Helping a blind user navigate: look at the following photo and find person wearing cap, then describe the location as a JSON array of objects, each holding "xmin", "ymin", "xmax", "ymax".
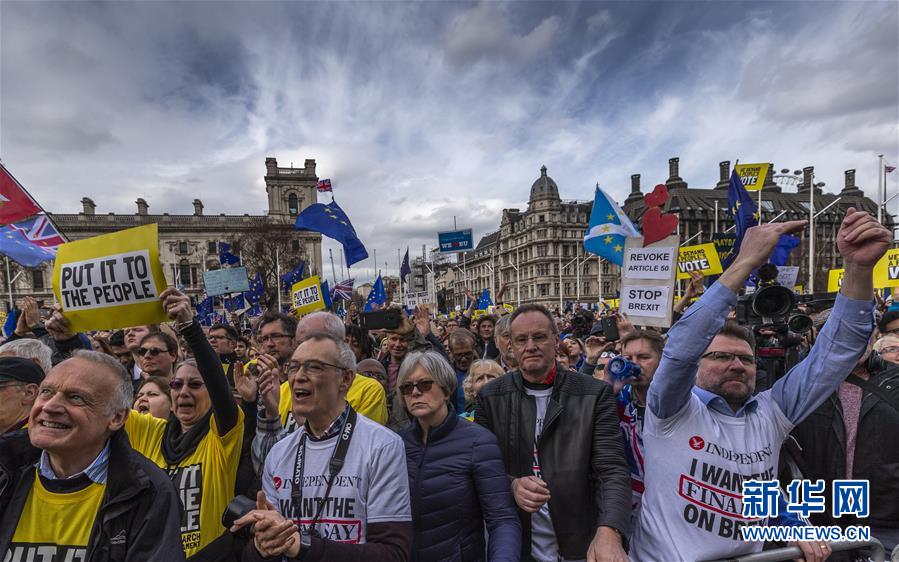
[{"xmin": 0, "ymin": 357, "xmax": 45, "ymax": 434}]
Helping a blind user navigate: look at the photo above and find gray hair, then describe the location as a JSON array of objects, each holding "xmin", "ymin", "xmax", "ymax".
[
  {"xmin": 0, "ymin": 338, "xmax": 53, "ymax": 375},
  {"xmin": 301, "ymin": 331, "xmax": 356, "ymax": 373},
  {"xmin": 298, "ymin": 312, "xmax": 346, "ymax": 342},
  {"xmin": 494, "ymin": 315, "xmax": 511, "ymax": 337},
  {"xmin": 394, "ymin": 351, "xmax": 457, "ymax": 415},
  {"xmin": 71, "ymin": 350, "xmax": 133, "ymax": 414}
]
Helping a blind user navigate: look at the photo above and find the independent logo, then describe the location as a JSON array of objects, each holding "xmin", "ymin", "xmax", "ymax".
[
  {"xmin": 689, "ymin": 435, "xmax": 705, "ymax": 451},
  {"xmin": 274, "ymin": 477, "xmax": 282, "ymax": 490}
]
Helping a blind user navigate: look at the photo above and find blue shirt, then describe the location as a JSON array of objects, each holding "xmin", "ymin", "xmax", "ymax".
[{"xmin": 38, "ymin": 440, "xmax": 111, "ymax": 483}]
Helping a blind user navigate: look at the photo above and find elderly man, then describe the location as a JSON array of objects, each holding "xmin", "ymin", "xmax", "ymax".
[
  {"xmin": 446, "ymin": 329, "xmax": 479, "ymax": 413},
  {"xmin": 494, "ymin": 315, "xmax": 518, "ymax": 371},
  {"xmin": 233, "ymin": 332, "xmax": 412, "ymax": 561},
  {"xmin": 0, "ymin": 338, "xmax": 53, "ymax": 377},
  {"xmin": 0, "ymin": 357, "xmax": 45, "ymax": 435},
  {"xmin": 475, "ymin": 304, "xmax": 631, "ymax": 562},
  {"xmin": 631, "ymin": 210, "xmax": 890, "ymax": 562},
  {"xmin": 0, "ymin": 350, "xmax": 183, "ymax": 560}
]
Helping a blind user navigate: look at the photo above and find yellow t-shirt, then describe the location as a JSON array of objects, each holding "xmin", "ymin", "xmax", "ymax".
[
  {"xmin": 278, "ymin": 373, "xmax": 388, "ymax": 428},
  {"xmin": 125, "ymin": 409, "xmax": 244, "ymax": 557},
  {"xmin": 10, "ymin": 473, "xmax": 105, "ymax": 561}
]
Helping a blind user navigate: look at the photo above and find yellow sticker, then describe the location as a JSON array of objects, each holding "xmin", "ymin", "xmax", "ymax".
[{"xmin": 52, "ymin": 224, "xmax": 169, "ymax": 332}]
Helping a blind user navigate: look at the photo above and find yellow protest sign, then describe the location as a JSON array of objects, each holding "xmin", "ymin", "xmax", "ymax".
[
  {"xmin": 503, "ymin": 303, "xmax": 514, "ymax": 314},
  {"xmin": 291, "ymin": 276, "xmax": 326, "ymax": 317},
  {"xmin": 604, "ymin": 298, "xmax": 620, "ymax": 310},
  {"xmin": 677, "ymin": 243, "xmax": 723, "ymax": 280},
  {"xmin": 734, "ymin": 163, "xmax": 771, "ymax": 192},
  {"xmin": 52, "ymin": 224, "xmax": 169, "ymax": 332},
  {"xmin": 873, "ymin": 249, "xmax": 899, "ymax": 288},
  {"xmin": 472, "ymin": 309, "xmax": 487, "ymax": 319},
  {"xmin": 827, "ymin": 269, "xmax": 844, "ymax": 292}
]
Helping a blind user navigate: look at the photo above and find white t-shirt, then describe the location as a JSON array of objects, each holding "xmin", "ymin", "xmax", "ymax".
[
  {"xmin": 262, "ymin": 412, "xmax": 411, "ymax": 543},
  {"xmin": 631, "ymin": 392, "xmax": 793, "ymax": 562}
]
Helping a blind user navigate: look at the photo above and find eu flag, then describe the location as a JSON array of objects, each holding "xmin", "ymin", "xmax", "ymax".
[
  {"xmin": 295, "ymin": 200, "xmax": 368, "ymax": 267},
  {"xmin": 725, "ymin": 170, "xmax": 759, "ymax": 267},
  {"xmin": 770, "ymin": 235, "xmax": 799, "ymax": 267},
  {"xmin": 245, "ymin": 272, "xmax": 265, "ymax": 305},
  {"xmin": 218, "ymin": 242, "xmax": 240, "ymax": 265},
  {"xmin": 196, "ymin": 295, "xmax": 215, "ymax": 326},
  {"xmin": 583, "ymin": 186, "xmax": 639, "ymax": 266},
  {"xmin": 321, "ymin": 280, "xmax": 333, "ymax": 310},
  {"xmin": 3, "ymin": 308, "xmax": 16, "ymax": 337},
  {"xmin": 364, "ymin": 274, "xmax": 386, "ymax": 311},
  {"xmin": 281, "ymin": 262, "xmax": 305, "ymax": 290},
  {"xmin": 476, "ymin": 288, "xmax": 492, "ymax": 310},
  {"xmin": 0, "ymin": 225, "xmax": 57, "ymax": 267}
]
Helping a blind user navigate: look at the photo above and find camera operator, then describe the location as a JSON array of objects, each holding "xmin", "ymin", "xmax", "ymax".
[
  {"xmin": 787, "ymin": 329, "xmax": 899, "ymax": 555},
  {"xmin": 631, "ymin": 210, "xmax": 890, "ymax": 562}
]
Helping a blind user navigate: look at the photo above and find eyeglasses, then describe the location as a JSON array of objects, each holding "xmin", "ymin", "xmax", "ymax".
[
  {"xmin": 207, "ymin": 335, "xmax": 234, "ymax": 342},
  {"xmin": 880, "ymin": 346, "xmax": 899, "ymax": 354},
  {"xmin": 701, "ymin": 351, "xmax": 755, "ymax": 366},
  {"xmin": 399, "ymin": 380, "xmax": 435, "ymax": 396},
  {"xmin": 138, "ymin": 347, "xmax": 167, "ymax": 357},
  {"xmin": 512, "ymin": 333, "xmax": 551, "ymax": 346},
  {"xmin": 286, "ymin": 359, "xmax": 347, "ymax": 377},
  {"xmin": 258, "ymin": 334, "xmax": 291, "ymax": 344},
  {"xmin": 169, "ymin": 379, "xmax": 206, "ymax": 390}
]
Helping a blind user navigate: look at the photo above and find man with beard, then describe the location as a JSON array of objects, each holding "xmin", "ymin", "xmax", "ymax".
[{"xmin": 447, "ymin": 329, "xmax": 479, "ymax": 413}]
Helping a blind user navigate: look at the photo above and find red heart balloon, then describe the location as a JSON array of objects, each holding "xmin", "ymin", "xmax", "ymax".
[
  {"xmin": 642, "ymin": 206, "xmax": 679, "ymax": 247},
  {"xmin": 643, "ymin": 184, "xmax": 669, "ymax": 208}
]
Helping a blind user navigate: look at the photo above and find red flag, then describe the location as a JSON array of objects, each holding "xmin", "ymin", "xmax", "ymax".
[{"xmin": 0, "ymin": 165, "xmax": 41, "ymax": 225}]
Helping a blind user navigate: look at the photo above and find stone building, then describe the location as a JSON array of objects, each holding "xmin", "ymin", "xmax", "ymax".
[
  {"xmin": 448, "ymin": 159, "xmax": 890, "ymax": 313},
  {"xmin": 16, "ymin": 157, "xmax": 323, "ymax": 304}
]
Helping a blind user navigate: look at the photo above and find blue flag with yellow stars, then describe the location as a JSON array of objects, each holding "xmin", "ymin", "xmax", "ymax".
[
  {"xmin": 725, "ymin": 170, "xmax": 758, "ymax": 267},
  {"xmin": 0, "ymin": 224, "xmax": 57, "ymax": 267},
  {"xmin": 364, "ymin": 274, "xmax": 386, "ymax": 311},
  {"xmin": 583, "ymin": 186, "xmax": 639, "ymax": 266},
  {"xmin": 295, "ymin": 200, "xmax": 368, "ymax": 267}
]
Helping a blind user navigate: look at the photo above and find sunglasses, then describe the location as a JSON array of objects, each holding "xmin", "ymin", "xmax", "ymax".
[
  {"xmin": 399, "ymin": 380, "xmax": 435, "ymax": 396},
  {"xmin": 169, "ymin": 379, "xmax": 206, "ymax": 390},
  {"xmin": 138, "ymin": 347, "xmax": 167, "ymax": 357}
]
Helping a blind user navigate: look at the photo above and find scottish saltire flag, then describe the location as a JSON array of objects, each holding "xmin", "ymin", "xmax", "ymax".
[
  {"xmin": 295, "ymin": 200, "xmax": 368, "ymax": 267},
  {"xmin": 476, "ymin": 288, "xmax": 492, "ymax": 310},
  {"xmin": 218, "ymin": 242, "xmax": 240, "ymax": 265},
  {"xmin": 281, "ymin": 262, "xmax": 305, "ymax": 289},
  {"xmin": 364, "ymin": 274, "xmax": 386, "ymax": 311},
  {"xmin": 316, "ymin": 179, "xmax": 333, "ymax": 193},
  {"xmin": 583, "ymin": 186, "xmax": 639, "ymax": 266},
  {"xmin": 332, "ymin": 278, "xmax": 355, "ymax": 301},
  {"xmin": 9, "ymin": 215, "xmax": 65, "ymax": 249},
  {"xmin": 725, "ymin": 170, "xmax": 758, "ymax": 267}
]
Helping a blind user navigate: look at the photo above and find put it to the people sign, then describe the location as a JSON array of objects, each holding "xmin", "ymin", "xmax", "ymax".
[{"xmin": 52, "ymin": 223, "xmax": 169, "ymax": 332}]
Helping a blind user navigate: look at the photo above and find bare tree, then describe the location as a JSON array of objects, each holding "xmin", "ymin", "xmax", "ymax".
[{"xmin": 232, "ymin": 219, "xmax": 312, "ymax": 309}]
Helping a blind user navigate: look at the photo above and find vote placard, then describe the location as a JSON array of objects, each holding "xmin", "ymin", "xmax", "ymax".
[
  {"xmin": 676, "ymin": 243, "xmax": 723, "ymax": 280},
  {"xmin": 291, "ymin": 276, "xmax": 326, "ymax": 317},
  {"xmin": 827, "ymin": 269, "xmax": 844, "ymax": 293},
  {"xmin": 52, "ymin": 224, "xmax": 169, "ymax": 332},
  {"xmin": 874, "ymin": 248, "xmax": 899, "ymax": 288}
]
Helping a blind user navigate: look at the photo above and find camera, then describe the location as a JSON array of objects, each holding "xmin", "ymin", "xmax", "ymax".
[
  {"xmin": 569, "ymin": 309, "xmax": 595, "ymax": 339},
  {"xmin": 222, "ymin": 495, "xmax": 256, "ymax": 532},
  {"xmin": 607, "ymin": 356, "xmax": 642, "ymax": 381}
]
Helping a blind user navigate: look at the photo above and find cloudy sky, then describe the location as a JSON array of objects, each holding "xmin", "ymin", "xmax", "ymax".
[{"xmin": 2, "ymin": 1, "xmax": 897, "ymax": 281}]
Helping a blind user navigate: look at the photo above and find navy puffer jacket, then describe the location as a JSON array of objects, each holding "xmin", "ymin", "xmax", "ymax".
[{"xmin": 401, "ymin": 406, "xmax": 521, "ymax": 562}]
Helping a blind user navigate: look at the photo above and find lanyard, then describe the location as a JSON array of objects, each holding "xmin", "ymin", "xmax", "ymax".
[{"xmin": 291, "ymin": 407, "xmax": 357, "ymax": 529}]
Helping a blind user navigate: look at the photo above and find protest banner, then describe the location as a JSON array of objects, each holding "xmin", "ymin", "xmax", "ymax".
[
  {"xmin": 734, "ymin": 163, "xmax": 771, "ymax": 192},
  {"xmin": 827, "ymin": 269, "xmax": 844, "ymax": 293},
  {"xmin": 873, "ymin": 248, "xmax": 899, "ymax": 288},
  {"xmin": 52, "ymin": 224, "xmax": 168, "ymax": 332},
  {"xmin": 677, "ymin": 243, "xmax": 723, "ymax": 279},
  {"xmin": 620, "ymin": 235, "xmax": 678, "ymax": 328},
  {"xmin": 776, "ymin": 266, "xmax": 800, "ymax": 288},
  {"xmin": 203, "ymin": 267, "xmax": 250, "ymax": 296},
  {"xmin": 712, "ymin": 233, "xmax": 737, "ymax": 263},
  {"xmin": 291, "ymin": 275, "xmax": 326, "ymax": 317}
]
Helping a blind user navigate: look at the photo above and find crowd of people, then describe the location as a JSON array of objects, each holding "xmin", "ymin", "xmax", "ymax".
[{"xmin": 0, "ymin": 208, "xmax": 897, "ymax": 562}]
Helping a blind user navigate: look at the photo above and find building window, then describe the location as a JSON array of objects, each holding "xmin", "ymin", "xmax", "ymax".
[
  {"xmin": 288, "ymin": 193, "xmax": 299, "ymax": 215},
  {"xmin": 191, "ymin": 267, "xmax": 198, "ymax": 286},
  {"xmin": 31, "ymin": 269, "xmax": 44, "ymax": 290},
  {"xmin": 207, "ymin": 241, "xmax": 217, "ymax": 254},
  {"xmin": 179, "ymin": 260, "xmax": 191, "ymax": 287},
  {"xmin": 178, "ymin": 241, "xmax": 188, "ymax": 255},
  {"xmin": 539, "ymin": 215, "xmax": 545, "ymax": 223},
  {"xmin": 291, "ymin": 239, "xmax": 300, "ymax": 253},
  {"xmin": 256, "ymin": 241, "xmax": 264, "ymax": 252}
]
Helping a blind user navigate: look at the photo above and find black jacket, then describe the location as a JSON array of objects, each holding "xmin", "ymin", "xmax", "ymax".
[
  {"xmin": 474, "ymin": 364, "xmax": 630, "ymax": 561},
  {"xmin": 787, "ymin": 364, "xmax": 899, "ymax": 529},
  {"xmin": 401, "ymin": 406, "xmax": 521, "ymax": 562},
  {"xmin": 0, "ymin": 428, "xmax": 185, "ymax": 561}
]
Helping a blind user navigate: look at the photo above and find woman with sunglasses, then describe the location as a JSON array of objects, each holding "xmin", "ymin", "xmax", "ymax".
[
  {"xmin": 123, "ymin": 287, "xmax": 244, "ymax": 559},
  {"xmin": 136, "ymin": 331, "xmax": 179, "ymax": 379},
  {"xmin": 396, "ymin": 351, "xmax": 521, "ymax": 562}
]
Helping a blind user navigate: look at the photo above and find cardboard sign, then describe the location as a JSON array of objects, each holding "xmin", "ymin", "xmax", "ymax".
[
  {"xmin": 827, "ymin": 269, "xmax": 844, "ymax": 293},
  {"xmin": 874, "ymin": 249, "xmax": 899, "ymax": 288},
  {"xmin": 620, "ymin": 285, "xmax": 670, "ymax": 318},
  {"xmin": 203, "ymin": 267, "xmax": 250, "ymax": 296},
  {"xmin": 291, "ymin": 276, "xmax": 326, "ymax": 317},
  {"xmin": 677, "ymin": 243, "xmax": 723, "ymax": 279},
  {"xmin": 52, "ymin": 224, "xmax": 168, "ymax": 332},
  {"xmin": 734, "ymin": 163, "xmax": 771, "ymax": 192},
  {"xmin": 775, "ymin": 266, "xmax": 800, "ymax": 288},
  {"xmin": 622, "ymin": 245, "xmax": 677, "ymax": 280}
]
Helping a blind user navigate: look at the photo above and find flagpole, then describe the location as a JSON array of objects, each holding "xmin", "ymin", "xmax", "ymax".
[
  {"xmin": 276, "ymin": 246, "xmax": 282, "ymax": 311},
  {"xmin": 878, "ymin": 155, "xmax": 884, "ymax": 224},
  {"xmin": 558, "ymin": 243, "xmax": 562, "ymax": 313},
  {"xmin": 5, "ymin": 256, "xmax": 13, "ymax": 313},
  {"xmin": 373, "ymin": 249, "xmax": 377, "ymax": 282},
  {"xmin": 397, "ymin": 248, "xmax": 404, "ymax": 307},
  {"xmin": 714, "ymin": 200, "xmax": 719, "ymax": 234},
  {"xmin": 808, "ymin": 167, "xmax": 815, "ymax": 294},
  {"xmin": 597, "ymin": 256, "xmax": 602, "ymax": 306},
  {"xmin": 329, "ymin": 248, "xmax": 337, "ymax": 286},
  {"xmin": 576, "ymin": 243, "xmax": 581, "ymax": 304},
  {"xmin": 340, "ymin": 248, "xmax": 347, "ymax": 281}
]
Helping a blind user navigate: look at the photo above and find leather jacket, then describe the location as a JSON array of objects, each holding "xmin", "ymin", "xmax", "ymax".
[{"xmin": 474, "ymin": 364, "xmax": 631, "ymax": 560}]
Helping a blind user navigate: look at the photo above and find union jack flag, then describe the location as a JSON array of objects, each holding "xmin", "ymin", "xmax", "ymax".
[
  {"xmin": 332, "ymin": 278, "xmax": 355, "ymax": 302},
  {"xmin": 8, "ymin": 214, "xmax": 65, "ymax": 250},
  {"xmin": 886, "ymin": 165, "xmax": 896, "ymax": 173},
  {"xmin": 316, "ymin": 179, "xmax": 333, "ymax": 193}
]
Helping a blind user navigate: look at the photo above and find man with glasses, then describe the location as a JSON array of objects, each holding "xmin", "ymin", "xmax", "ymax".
[
  {"xmin": 475, "ymin": 304, "xmax": 631, "ymax": 562},
  {"xmin": 447, "ymin": 329, "xmax": 478, "ymax": 413},
  {"xmin": 631, "ymin": 211, "xmax": 891, "ymax": 562},
  {"xmin": 232, "ymin": 332, "xmax": 412, "ymax": 562},
  {"xmin": 0, "ymin": 357, "xmax": 45, "ymax": 435},
  {"xmin": 208, "ymin": 323, "xmax": 239, "ymax": 386}
]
